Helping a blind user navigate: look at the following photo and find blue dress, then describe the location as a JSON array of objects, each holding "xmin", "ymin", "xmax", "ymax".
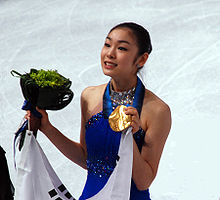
[{"xmin": 79, "ymin": 77, "xmax": 151, "ymax": 200}]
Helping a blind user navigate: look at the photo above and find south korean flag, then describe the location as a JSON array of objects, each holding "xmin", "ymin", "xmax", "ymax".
[
  {"xmin": 14, "ymin": 120, "xmax": 133, "ymax": 200},
  {"xmin": 14, "ymin": 128, "xmax": 75, "ymax": 200}
]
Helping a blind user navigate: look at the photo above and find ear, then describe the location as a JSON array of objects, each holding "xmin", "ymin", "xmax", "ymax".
[{"xmin": 137, "ymin": 52, "xmax": 149, "ymax": 67}]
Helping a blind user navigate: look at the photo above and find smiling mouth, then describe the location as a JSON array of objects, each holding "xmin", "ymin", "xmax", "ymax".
[{"xmin": 104, "ymin": 61, "xmax": 117, "ymax": 67}]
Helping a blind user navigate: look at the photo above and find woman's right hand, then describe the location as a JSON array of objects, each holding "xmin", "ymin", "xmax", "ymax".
[{"xmin": 36, "ymin": 107, "xmax": 52, "ymax": 133}]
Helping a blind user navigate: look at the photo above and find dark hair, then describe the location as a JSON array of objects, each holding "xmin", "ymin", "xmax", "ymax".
[{"xmin": 109, "ymin": 22, "xmax": 152, "ymax": 56}]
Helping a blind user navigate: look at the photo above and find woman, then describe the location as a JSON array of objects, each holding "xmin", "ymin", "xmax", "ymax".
[{"xmin": 27, "ymin": 22, "xmax": 171, "ymax": 199}]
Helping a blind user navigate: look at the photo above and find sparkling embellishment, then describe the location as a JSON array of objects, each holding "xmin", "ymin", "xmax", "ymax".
[
  {"xmin": 85, "ymin": 82, "xmax": 140, "ymax": 178},
  {"xmin": 85, "ymin": 112, "xmax": 103, "ymax": 129},
  {"xmin": 110, "ymin": 82, "xmax": 135, "ymax": 110},
  {"xmin": 86, "ymin": 154, "xmax": 118, "ymax": 177}
]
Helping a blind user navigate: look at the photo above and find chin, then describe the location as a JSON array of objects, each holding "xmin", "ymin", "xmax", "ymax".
[
  {"xmin": 103, "ymin": 71, "xmax": 113, "ymax": 79},
  {"xmin": 102, "ymin": 67, "xmax": 113, "ymax": 77}
]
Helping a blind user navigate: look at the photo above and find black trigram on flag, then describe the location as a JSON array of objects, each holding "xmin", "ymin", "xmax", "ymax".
[{"xmin": 48, "ymin": 184, "xmax": 76, "ymax": 200}]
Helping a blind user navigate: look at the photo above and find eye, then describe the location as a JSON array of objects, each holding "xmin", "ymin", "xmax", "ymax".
[
  {"xmin": 104, "ymin": 43, "xmax": 110, "ymax": 47},
  {"xmin": 118, "ymin": 47, "xmax": 128, "ymax": 51}
]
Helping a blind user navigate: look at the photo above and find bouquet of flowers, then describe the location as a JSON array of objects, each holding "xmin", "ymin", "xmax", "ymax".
[{"xmin": 11, "ymin": 68, "xmax": 74, "ymax": 110}]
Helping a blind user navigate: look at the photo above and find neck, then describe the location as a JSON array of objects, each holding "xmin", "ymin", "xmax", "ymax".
[{"xmin": 111, "ymin": 76, "xmax": 137, "ymax": 92}]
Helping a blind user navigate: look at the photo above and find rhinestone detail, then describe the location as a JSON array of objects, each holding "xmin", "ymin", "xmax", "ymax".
[
  {"xmin": 85, "ymin": 112, "xmax": 103, "ymax": 129},
  {"xmin": 110, "ymin": 82, "xmax": 135, "ymax": 110},
  {"xmin": 86, "ymin": 154, "xmax": 119, "ymax": 177}
]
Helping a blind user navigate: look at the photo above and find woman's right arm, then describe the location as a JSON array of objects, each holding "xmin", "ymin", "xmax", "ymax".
[{"xmin": 27, "ymin": 90, "xmax": 89, "ymax": 169}]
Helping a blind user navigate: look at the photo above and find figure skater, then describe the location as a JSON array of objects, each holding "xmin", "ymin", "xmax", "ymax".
[{"xmin": 27, "ymin": 22, "xmax": 171, "ymax": 200}]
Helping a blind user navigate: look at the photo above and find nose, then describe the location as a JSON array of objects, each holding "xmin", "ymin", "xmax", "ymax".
[{"xmin": 107, "ymin": 47, "xmax": 116, "ymax": 59}]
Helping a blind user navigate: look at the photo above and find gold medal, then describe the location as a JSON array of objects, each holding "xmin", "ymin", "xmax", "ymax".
[{"xmin": 109, "ymin": 105, "xmax": 132, "ymax": 132}]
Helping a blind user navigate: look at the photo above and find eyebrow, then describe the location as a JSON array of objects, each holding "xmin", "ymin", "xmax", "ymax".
[{"xmin": 106, "ymin": 36, "xmax": 130, "ymax": 45}]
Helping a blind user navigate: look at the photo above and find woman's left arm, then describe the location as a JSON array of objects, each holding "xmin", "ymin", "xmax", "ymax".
[{"xmin": 125, "ymin": 103, "xmax": 172, "ymax": 190}]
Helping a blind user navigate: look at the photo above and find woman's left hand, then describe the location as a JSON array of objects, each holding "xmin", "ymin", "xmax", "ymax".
[{"xmin": 124, "ymin": 106, "xmax": 141, "ymax": 133}]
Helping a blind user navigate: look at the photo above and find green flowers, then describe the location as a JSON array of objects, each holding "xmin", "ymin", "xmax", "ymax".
[
  {"xmin": 11, "ymin": 68, "xmax": 73, "ymax": 110},
  {"xmin": 29, "ymin": 69, "xmax": 69, "ymax": 88}
]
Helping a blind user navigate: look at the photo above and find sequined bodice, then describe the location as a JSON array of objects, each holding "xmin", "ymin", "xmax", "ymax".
[
  {"xmin": 85, "ymin": 111, "xmax": 145, "ymax": 177},
  {"xmin": 85, "ymin": 111, "xmax": 120, "ymax": 178},
  {"xmin": 79, "ymin": 112, "xmax": 147, "ymax": 200}
]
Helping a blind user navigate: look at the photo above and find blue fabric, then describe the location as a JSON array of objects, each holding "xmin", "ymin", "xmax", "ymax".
[
  {"xmin": 15, "ymin": 100, "xmax": 42, "ymax": 140},
  {"xmin": 130, "ymin": 180, "xmax": 151, "ymax": 200},
  {"xmin": 14, "ymin": 100, "xmax": 42, "ymax": 168},
  {"xmin": 80, "ymin": 113, "xmax": 121, "ymax": 199},
  {"xmin": 79, "ymin": 77, "xmax": 151, "ymax": 200},
  {"xmin": 22, "ymin": 100, "xmax": 42, "ymax": 118}
]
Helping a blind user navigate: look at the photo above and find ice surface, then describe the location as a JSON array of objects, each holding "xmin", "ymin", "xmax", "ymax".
[{"xmin": 0, "ymin": 0, "xmax": 220, "ymax": 199}]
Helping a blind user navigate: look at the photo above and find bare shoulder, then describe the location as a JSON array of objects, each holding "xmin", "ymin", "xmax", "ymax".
[
  {"xmin": 81, "ymin": 83, "xmax": 107, "ymax": 121},
  {"xmin": 81, "ymin": 84, "xmax": 106, "ymax": 103},
  {"xmin": 144, "ymin": 89, "xmax": 171, "ymax": 114},
  {"xmin": 141, "ymin": 89, "xmax": 171, "ymax": 132}
]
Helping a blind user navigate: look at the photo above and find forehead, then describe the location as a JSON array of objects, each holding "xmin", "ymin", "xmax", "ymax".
[{"xmin": 107, "ymin": 28, "xmax": 137, "ymax": 44}]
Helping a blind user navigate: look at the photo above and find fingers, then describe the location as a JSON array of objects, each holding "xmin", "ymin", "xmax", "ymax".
[
  {"xmin": 36, "ymin": 107, "xmax": 48, "ymax": 117},
  {"xmin": 25, "ymin": 107, "xmax": 47, "ymax": 118},
  {"xmin": 25, "ymin": 107, "xmax": 48, "ymax": 122},
  {"xmin": 124, "ymin": 106, "xmax": 141, "ymax": 133},
  {"xmin": 25, "ymin": 110, "xmax": 31, "ymax": 120}
]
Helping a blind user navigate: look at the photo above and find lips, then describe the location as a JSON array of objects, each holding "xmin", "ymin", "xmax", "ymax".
[{"xmin": 104, "ymin": 61, "xmax": 117, "ymax": 68}]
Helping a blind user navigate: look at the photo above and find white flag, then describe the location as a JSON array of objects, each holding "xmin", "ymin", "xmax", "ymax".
[
  {"xmin": 15, "ymin": 128, "xmax": 133, "ymax": 200},
  {"xmin": 15, "ymin": 130, "xmax": 75, "ymax": 200}
]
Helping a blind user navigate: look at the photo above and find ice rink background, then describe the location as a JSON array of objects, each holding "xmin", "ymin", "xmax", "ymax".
[{"xmin": 0, "ymin": 0, "xmax": 220, "ymax": 199}]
